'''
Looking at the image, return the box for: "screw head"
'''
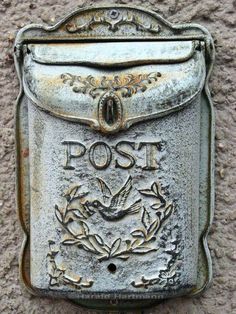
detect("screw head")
[109,9,120,19]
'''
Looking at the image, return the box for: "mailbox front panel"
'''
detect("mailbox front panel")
[14,5,214,310]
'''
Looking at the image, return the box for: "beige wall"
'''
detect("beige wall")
[0,0,235,313]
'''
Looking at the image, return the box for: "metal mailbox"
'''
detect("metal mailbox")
[14,5,215,310]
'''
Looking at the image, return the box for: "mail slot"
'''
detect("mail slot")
[14,4,215,310]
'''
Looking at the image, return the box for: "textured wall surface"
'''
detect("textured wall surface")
[0,0,235,313]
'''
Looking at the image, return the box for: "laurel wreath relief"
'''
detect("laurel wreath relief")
[48,178,179,289]
[54,180,174,262]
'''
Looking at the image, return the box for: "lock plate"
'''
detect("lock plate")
[14,5,215,310]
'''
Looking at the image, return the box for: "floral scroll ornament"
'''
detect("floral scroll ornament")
[53,177,175,262]
[65,11,161,34]
[61,72,162,99]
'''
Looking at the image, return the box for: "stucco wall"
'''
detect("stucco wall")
[0,0,235,313]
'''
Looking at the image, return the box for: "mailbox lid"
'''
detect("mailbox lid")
[23,40,205,132]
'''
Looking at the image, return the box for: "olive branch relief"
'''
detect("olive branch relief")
[47,240,93,289]
[131,225,181,289]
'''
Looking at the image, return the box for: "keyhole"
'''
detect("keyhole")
[98,92,122,133]
[103,97,118,126]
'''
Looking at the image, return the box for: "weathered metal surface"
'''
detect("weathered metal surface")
[14,4,215,311]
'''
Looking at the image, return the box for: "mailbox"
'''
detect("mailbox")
[14,5,215,310]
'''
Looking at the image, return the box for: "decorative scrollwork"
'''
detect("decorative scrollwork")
[61,72,161,99]
[47,241,93,289]
[54,178,175,262]
[65,13,161,34]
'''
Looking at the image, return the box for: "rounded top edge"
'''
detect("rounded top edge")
[14,4,214,47]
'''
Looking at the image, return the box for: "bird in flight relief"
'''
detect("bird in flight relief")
[84,176,142,221]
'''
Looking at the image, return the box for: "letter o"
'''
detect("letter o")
[89,142,112,170]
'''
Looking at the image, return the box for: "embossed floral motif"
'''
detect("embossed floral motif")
[65,13,161,34]
[54,177,175,262]
[61,72,161,99]
[47,240,93,289]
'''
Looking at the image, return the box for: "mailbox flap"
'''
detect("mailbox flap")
[23,40,205,133]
